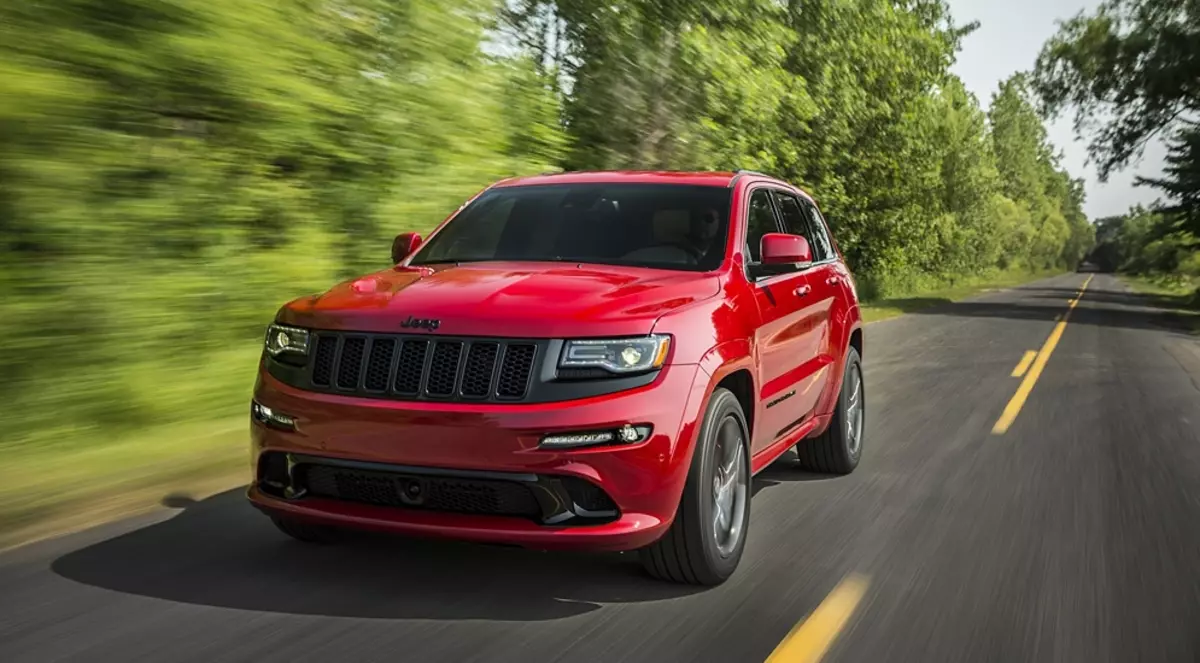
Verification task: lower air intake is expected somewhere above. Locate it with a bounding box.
[300,464,542,519]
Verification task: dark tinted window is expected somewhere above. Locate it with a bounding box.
[411,184,732,271]
[771,192,815,247]
[745,189,779,262]
[803,200,835,262]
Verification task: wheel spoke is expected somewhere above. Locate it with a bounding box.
[710,413,748,556]
[721,442,742,491]
[713,500,729,540]
[845,366,863,455]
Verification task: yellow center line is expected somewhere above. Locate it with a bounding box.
[765,574,869,663]
[1011,350,1037,377]
[992,274,1093,434]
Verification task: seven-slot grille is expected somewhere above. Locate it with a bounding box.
[309,333,537,401]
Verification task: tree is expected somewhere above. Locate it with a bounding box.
[1033,0,1200,240]
[1033,0,1200,180]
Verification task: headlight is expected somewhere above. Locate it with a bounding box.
[559,335,670,374]
[264,324,310,357]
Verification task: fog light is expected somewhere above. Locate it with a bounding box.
[540,424,652,449]
[251,401,297,430]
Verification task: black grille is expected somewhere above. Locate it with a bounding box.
[306,332,537,402]
[312,336,336,387]
[363,339,395,391]
[335,337,366,389]
[394,340,427,395]
[426,341,463,397]
[461,343,499,398]
[498,344,536,398]
[559,476,618,513]
[301,464,541,518]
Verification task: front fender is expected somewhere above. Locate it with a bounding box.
[667,339,758,472]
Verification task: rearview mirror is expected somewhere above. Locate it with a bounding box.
[391,232,422,264]
[760,232,812,267]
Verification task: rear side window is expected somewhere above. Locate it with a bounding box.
[771,192,816,249]
[745,189,779,262]
[802,200,836,262]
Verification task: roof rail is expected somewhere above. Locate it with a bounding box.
[728,169,773,187]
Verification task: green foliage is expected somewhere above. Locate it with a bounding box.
[1033,0,1197,274]
[1033,0,1200,181]
[2,0,1092,448]
[987,74,1094,272]
[0,0,565,445]
[1092,206,1199,280]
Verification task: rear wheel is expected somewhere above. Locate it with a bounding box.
[640,387,750,585]
[796,347,863,474]
[270,516,342,544]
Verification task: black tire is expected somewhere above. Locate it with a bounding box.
[270,516,342,544]
[797,347,864,474]
[640,387,751,586]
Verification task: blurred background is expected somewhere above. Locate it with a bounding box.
[0,0,1194,550]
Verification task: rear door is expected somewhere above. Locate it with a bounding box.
[745,187,815,453]
[802,198,855,397]
[769,190,838,422]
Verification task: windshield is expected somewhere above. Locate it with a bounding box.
[410,183,732,271]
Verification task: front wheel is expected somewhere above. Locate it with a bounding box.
[797,347,864,474]
[640,387,750,585]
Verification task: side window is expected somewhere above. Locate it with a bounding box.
[745,189,780,262]
[771,192,815,249]
[802,201,835,262]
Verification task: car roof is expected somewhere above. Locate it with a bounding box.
[492,170,781,189]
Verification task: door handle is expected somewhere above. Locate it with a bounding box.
[826,276,841,285]
[795,285,812,297]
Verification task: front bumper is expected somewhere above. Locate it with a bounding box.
[247,361,708,551]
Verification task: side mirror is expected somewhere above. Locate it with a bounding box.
[760,232,812,267]
[391,232,422,264]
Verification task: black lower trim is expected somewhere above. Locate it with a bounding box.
[288,453,538,482]
[257,452,619,526]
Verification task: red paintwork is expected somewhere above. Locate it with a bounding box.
[390,232,422,264]
[761,232,813,264]
[249,170,862,551]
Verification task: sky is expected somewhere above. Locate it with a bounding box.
[946,0,1168,220]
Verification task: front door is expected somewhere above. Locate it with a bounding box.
[769,190,837,425]
[745,187,818,453]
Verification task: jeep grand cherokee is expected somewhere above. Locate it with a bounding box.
[248,170,865,585]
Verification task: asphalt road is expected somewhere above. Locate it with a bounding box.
[3,272,1200,662]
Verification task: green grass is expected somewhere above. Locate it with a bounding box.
[861,268,1065,323]
[0,419,250,550]
[1121,274,1200,334]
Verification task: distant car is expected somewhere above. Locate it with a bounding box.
[248,170,865,585]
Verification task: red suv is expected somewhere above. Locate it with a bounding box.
[248,170,865,585]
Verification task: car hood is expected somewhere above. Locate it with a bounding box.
[278,262,722,338]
